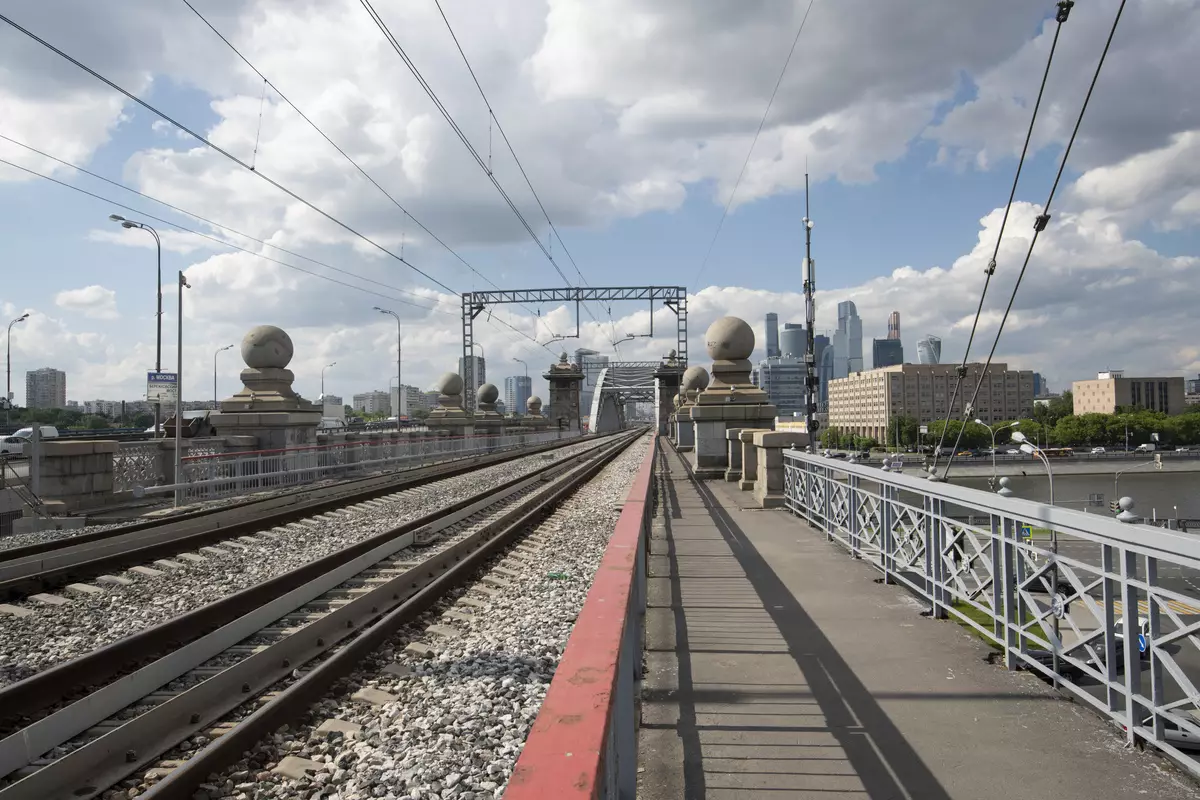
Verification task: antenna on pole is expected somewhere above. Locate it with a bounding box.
[802,171,818,453]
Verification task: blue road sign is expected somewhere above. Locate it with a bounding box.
[1020,525,1032,540]
[1138,633,1148,653]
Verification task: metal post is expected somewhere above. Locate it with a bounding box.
[802,173,818,453]
[213,344,233,406]
[28,424,40,498]
[5,313,29,425]
[174,270,190,508]
[110,216,163,437]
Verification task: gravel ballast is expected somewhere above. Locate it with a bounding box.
[181,435,651,800]
[0,438,607,688]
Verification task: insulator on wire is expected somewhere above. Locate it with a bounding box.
[1034,213,1051,232]
[1056,1,1074,23]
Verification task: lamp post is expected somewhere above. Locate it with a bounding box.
[513,357,528,378]
[1114,459,1156,502]
[5,313,29,425]
[110,214,164,438]
[1013,429,1059,685]
[213,344,234,407]
[977,419,1019,490]
[321,362,336,398]
[175,270,191,508]
[373,307,403,416]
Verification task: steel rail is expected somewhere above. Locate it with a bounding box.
[0,433,608,597]
[0,433,624,727]
[0,431,641,799]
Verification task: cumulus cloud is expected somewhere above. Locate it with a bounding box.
[54,285,119,320]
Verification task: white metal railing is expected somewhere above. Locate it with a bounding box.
[783,447,1200,778]
[142,430,575,502]
[113,442,161,492]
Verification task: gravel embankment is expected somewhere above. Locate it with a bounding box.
[0,438,605,688]
[175,435,650,800]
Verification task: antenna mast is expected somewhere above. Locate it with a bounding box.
[802,173,818,452]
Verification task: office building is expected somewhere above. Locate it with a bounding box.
[765,313,780,359]
[504,375,532,416]
[756,356,806,416]
[1187,374,1200,395]
[352,390,391,415]
[780,323,806,359]
[887,311,901,340]
[827,363,1034,442]
[389,385,423,417]
[25,367,66,409]
[917,335,942,365]
[872,338,904,369]
[1072,371,1185,416]
[1033,373,1046,397]
[817,338,834,411]
[832,301,863,379]
[457,355,486,398]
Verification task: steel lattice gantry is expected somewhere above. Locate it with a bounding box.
[461,286,687,411]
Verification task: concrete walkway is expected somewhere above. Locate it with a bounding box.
[637,446,1200,800]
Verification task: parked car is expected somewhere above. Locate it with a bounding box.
[1091,446,1106,454]
[12,425,58,440]
[1179,446,1192,452]
[0,435,28,456]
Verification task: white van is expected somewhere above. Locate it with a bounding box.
[12,425,59,440]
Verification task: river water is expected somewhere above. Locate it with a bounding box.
[952,471,1200,520]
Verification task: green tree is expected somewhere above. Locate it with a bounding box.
[885,415,920,449]
[80,414,111,430]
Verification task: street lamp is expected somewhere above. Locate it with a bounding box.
[5,313,29,425]
[373,307,403,416]
[175,270,192,508]
[513,357,528,378]
[1114,459,1157,502]
[111,214,164,437]
[1013,431,1054,505]
[321,362,336,398]
[976,419,1019,490]
[213,344,234,406]
[1013,428,1059,684]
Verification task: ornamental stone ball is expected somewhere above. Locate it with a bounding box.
[526,395,543,412]
[477,383,499,404]
[705,316,755,361]
[433,372,464,396]
[241,325,294,369]
[682,365,710,391]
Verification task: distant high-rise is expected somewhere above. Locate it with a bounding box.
[917,335,942,365]
[457,355,486,396]
[818,343,834,411]
[872,339,904,368]
[765,313,780,359]
[833,301,863,378]
[780,323,805,359]
[504,375,532,416]
[25,367,66,409]
[887,311,901,341]
[756,356,806,416]
[1033,372,1045,397]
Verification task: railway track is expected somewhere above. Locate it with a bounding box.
[0,429,645,799]
[0,431,615,598]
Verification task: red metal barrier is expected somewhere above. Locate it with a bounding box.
[505,435,658,799]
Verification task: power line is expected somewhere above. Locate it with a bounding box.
[178,0,555,335]
[0,10,457,296]
[931,0,1074,473]
[694,0,817,284]
[939,0,1125,480]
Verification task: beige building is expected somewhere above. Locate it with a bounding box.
[1072,371,1186,415]
[828,363,1035,442]
[25,367,67,409]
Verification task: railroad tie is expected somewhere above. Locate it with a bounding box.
[0,603,35,617]
[273,756,326,780]
[177,553,207,563]
[351,687,399,706]
[404,642,438,659]
[153,559,186,570]
[96,574,135,586]
[128,565,164,577]
[425,624,460,639]
[199,546,231,557]
[381,662,412,678]
[316,719,363,740]
[64,583,105,596]
[29,593,71,606]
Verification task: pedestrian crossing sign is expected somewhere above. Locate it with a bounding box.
[1021,525,1032,540]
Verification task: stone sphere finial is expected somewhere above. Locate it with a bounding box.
[559,352,569,364]
[682,366,710,391]
[477,383,499,404]
[433,372,463,396]
[241,325,294,369]
[705,316,754,361]
[526,395,543,412]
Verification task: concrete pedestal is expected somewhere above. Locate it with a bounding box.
[34,440,119,511]
[724,428,744,482]
[675,416,695,451]
[738,428,770,490]
[208,410,321,451]
[688,404,777,480]
[753,431,810,508]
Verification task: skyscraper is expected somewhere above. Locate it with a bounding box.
[765,313,780,359]
[25,367,66,409]
[872,339,904,368]
[818,344,834,411]
[887,311,901,340]
[457,355,486,396]
[780,323,805,359]
[504,375,532,415]
[833,301,863,378]
[756,356,806,416]
[917,335,942,365]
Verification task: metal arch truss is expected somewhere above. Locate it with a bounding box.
[461,286,688,411]
[781,448,1200,781]
[587,363,661,432]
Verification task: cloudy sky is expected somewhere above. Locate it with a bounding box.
[1,0,1198,408]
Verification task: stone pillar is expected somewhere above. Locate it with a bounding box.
[739,428,770,491]
[426,372,474,439]
[689,317,777,479]
[724,428,744,482]
[753,431,809,509]
[543,352,584,434]
[473,383,505,450]
[32,440,119,512]
[653,352,684,437]
[674,366,708,452]
[522,396,549,437]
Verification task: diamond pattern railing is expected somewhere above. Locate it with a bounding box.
[783,448,1200,779]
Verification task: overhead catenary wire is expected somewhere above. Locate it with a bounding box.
[930,0,1074,473]
[694,0,817,285]
[938,0,1125,480]
[178,0,554,338]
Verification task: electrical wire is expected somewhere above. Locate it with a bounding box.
[178,0,554,333]
[0,10,458,296]
[939,0,1125,480]
[694,0,817,284]
[930,0,1074,473]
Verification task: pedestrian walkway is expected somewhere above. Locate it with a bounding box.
[637,446,1200,800]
